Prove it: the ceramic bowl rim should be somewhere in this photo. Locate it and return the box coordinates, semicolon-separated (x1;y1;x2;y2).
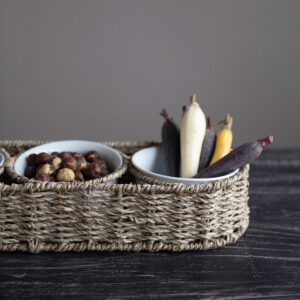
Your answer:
13;140;123;176
131;146;239;184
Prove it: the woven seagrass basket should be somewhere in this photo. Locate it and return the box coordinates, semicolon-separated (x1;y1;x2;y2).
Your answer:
0;140;250;253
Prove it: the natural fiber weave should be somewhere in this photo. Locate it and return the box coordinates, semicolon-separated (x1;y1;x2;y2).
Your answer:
0;140;250;253
0;148;10;180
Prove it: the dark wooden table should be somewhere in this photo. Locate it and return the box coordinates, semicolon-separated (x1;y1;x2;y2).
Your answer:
0;149;299;299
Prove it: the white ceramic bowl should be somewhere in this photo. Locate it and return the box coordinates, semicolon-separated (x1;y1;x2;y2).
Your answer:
131;146;239;185
0;152;4;167
14;140;123;181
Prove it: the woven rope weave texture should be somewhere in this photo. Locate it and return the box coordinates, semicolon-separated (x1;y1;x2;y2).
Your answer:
0;141;250;252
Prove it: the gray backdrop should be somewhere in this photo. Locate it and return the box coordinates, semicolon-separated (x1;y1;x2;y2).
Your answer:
1;0;299;147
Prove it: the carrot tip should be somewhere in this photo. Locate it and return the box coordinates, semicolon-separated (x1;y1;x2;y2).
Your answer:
224;114;233;129
258;135;274;148
190;94;197;104
160;109;173;121
206;116;212;129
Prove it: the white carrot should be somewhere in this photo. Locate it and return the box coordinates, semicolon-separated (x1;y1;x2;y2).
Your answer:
180;94;206;178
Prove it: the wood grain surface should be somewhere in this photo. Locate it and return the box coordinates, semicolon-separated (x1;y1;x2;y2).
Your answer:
0;149;299;299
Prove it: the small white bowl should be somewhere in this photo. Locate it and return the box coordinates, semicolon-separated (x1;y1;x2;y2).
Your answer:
14;140;123;181
0;152;4;167
131;146;238;185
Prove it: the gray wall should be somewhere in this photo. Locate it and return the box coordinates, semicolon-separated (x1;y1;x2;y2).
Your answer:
1;0;299;147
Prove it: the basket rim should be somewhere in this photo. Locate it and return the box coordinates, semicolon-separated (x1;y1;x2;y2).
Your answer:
0;140;249;194
0;147;10;164
0;140;158;149
1;164;249;194
0;148;10;176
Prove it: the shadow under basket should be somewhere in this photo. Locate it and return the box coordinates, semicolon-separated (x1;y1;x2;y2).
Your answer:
0;140;250;253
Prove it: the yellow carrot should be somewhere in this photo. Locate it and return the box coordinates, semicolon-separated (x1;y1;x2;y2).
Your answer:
209;114;233;165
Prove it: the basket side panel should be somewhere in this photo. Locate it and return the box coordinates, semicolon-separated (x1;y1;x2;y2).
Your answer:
0;141;250;252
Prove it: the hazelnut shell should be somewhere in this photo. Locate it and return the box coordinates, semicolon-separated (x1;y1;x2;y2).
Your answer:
37;164;55;176
24;166;37;179
27;154;37;166
61;157;77;171
74;170;84;181
36;152;52;165
56;168;75;182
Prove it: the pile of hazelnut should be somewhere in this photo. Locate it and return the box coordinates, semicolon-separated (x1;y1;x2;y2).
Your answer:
24;151;109;182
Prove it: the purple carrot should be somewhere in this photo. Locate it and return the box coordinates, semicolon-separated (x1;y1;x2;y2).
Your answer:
194;136;274;178
198;117;216;170
160;109;180;177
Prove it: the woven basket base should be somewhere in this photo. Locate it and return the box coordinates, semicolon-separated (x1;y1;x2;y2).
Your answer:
0;220;248;253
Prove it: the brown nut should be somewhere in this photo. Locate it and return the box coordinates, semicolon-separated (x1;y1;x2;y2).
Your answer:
92;159;109;175
61;157;77;171
73;154;87;169
37;164;55;176
24;166;37;179
60;152;73;160
27;154;37;166
85;151;101;162
61;151;71;156
82;163;102;180
93;159;108;170
36;152;52;165
76;156;87;170
56;168;75;182
51;156;62;170
74;170;84;181
35;174;52;182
